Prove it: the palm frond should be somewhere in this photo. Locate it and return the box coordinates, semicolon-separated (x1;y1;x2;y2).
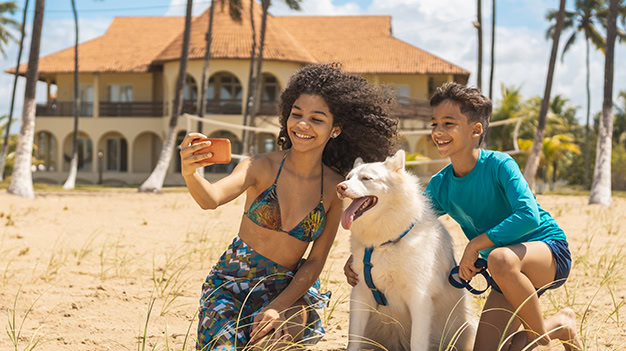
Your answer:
561;31;578;60
586;22;607;52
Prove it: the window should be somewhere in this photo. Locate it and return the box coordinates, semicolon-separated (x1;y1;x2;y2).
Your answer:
207;73;242;100
262;74;280;102
79;85;94;116
109;85;133;102
184;75;198;101
206;73;243;114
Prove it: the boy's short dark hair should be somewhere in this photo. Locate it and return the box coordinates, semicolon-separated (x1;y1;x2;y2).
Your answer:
429;82;492;145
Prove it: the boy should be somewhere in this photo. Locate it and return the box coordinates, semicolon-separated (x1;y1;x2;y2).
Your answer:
343;82;581;350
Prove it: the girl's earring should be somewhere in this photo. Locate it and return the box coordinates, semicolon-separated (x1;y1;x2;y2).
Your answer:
332;132;338;138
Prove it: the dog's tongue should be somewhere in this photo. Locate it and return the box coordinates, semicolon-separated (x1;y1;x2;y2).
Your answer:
341;197;368;230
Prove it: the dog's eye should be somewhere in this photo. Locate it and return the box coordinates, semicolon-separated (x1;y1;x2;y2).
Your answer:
360;176;371;181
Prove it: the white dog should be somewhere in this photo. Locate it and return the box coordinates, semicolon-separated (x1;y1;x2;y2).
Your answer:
337;150;475;351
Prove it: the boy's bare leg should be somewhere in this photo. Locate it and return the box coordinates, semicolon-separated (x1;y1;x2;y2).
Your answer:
473;289;522;351
488;242;581;350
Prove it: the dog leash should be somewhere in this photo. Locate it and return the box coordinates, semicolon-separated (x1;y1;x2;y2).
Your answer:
363;221;415;306
448;258;494;295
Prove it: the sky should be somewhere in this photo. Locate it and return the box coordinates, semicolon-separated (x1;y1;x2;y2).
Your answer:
1;0;625;135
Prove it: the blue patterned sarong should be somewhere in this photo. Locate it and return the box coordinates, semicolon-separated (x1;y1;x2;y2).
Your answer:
196;236;330;350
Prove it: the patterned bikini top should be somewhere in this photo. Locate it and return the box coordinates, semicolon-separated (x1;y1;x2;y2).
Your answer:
244;152;326;242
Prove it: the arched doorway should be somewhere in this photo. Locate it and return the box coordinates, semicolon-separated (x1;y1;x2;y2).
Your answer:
98;132;128;172
133;132;162;173
63;132;93;172
34;131;58;171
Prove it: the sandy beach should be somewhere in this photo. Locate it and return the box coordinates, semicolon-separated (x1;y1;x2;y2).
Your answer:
0;189;624;350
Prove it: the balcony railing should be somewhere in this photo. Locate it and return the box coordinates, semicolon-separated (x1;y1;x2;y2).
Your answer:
392;97;432;120
36;102;94;117
36;101;164;117
99;102;164;117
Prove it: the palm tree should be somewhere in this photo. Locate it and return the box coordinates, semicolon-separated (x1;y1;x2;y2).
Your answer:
488;0;495;99
613;91;626;143
589;0;619;205
474;0;483;91
548;0;605;190
8;0;44;199
196;0;242;175
244;0;301;154
0;1;23;182
139;0;194;193
519;135;581;191
0;1;18;56
523;0;566;191
63;0;80;189
241;0;257;155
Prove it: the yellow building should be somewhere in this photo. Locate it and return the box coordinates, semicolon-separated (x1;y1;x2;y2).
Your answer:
8;2;468;185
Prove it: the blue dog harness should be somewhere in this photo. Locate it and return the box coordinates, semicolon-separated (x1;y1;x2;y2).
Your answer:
448;258;494;295
362;222;415;306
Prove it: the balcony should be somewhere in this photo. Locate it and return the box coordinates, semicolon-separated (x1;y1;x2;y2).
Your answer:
181;99;244;115
36;101;164;117
99;102;164;117
36;102;94;117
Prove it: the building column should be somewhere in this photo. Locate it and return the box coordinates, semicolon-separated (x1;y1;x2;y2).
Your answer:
46;79;51;106
127;135;134;174
93;73;100;118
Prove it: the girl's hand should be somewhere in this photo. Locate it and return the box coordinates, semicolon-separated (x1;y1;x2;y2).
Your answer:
458;244;481;281
343;255;359;287
249;307;286;345
179;132;214;177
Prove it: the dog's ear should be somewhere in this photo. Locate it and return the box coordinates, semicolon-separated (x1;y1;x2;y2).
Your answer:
353;157;364;168
384;150;405;172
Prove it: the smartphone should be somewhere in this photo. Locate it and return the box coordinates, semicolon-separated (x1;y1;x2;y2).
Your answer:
191;138;232;164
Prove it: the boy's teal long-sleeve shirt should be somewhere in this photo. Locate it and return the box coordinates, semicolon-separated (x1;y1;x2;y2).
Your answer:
424;149;567;258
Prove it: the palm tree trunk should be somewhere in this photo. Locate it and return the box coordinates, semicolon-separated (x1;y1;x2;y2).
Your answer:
8;0;44;199
0;0;29;182
63;0;79;189
241;0;257;155
139;0;193;193
488;0;495;99
583;38;591;189
523;0;566;191
476;0;483;91
247;0;269;155
589;0;618;206
197;0;215;125
195;0;215;178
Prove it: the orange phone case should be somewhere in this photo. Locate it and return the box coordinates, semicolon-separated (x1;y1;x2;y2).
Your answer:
192;138;232;164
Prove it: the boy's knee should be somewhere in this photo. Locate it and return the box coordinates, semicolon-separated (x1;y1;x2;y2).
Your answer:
488;248;520;277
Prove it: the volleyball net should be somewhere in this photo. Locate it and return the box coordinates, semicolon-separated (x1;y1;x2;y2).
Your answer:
183;114;525;165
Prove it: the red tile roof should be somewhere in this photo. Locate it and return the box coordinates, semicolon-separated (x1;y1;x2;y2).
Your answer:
6;1;468;77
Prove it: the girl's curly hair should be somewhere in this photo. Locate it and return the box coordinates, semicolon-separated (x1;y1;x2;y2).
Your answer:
277;63;398;176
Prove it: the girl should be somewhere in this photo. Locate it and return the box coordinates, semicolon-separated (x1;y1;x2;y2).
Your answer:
180;63;398;350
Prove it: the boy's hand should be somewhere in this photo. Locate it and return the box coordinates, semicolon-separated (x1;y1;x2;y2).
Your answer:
343;255;359;286
459;244;481;281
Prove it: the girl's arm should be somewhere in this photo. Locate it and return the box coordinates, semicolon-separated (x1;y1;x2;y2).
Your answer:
180;133;257;210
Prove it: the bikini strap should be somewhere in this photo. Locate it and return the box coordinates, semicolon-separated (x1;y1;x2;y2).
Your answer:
319;160;324;202
274;151;288;185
